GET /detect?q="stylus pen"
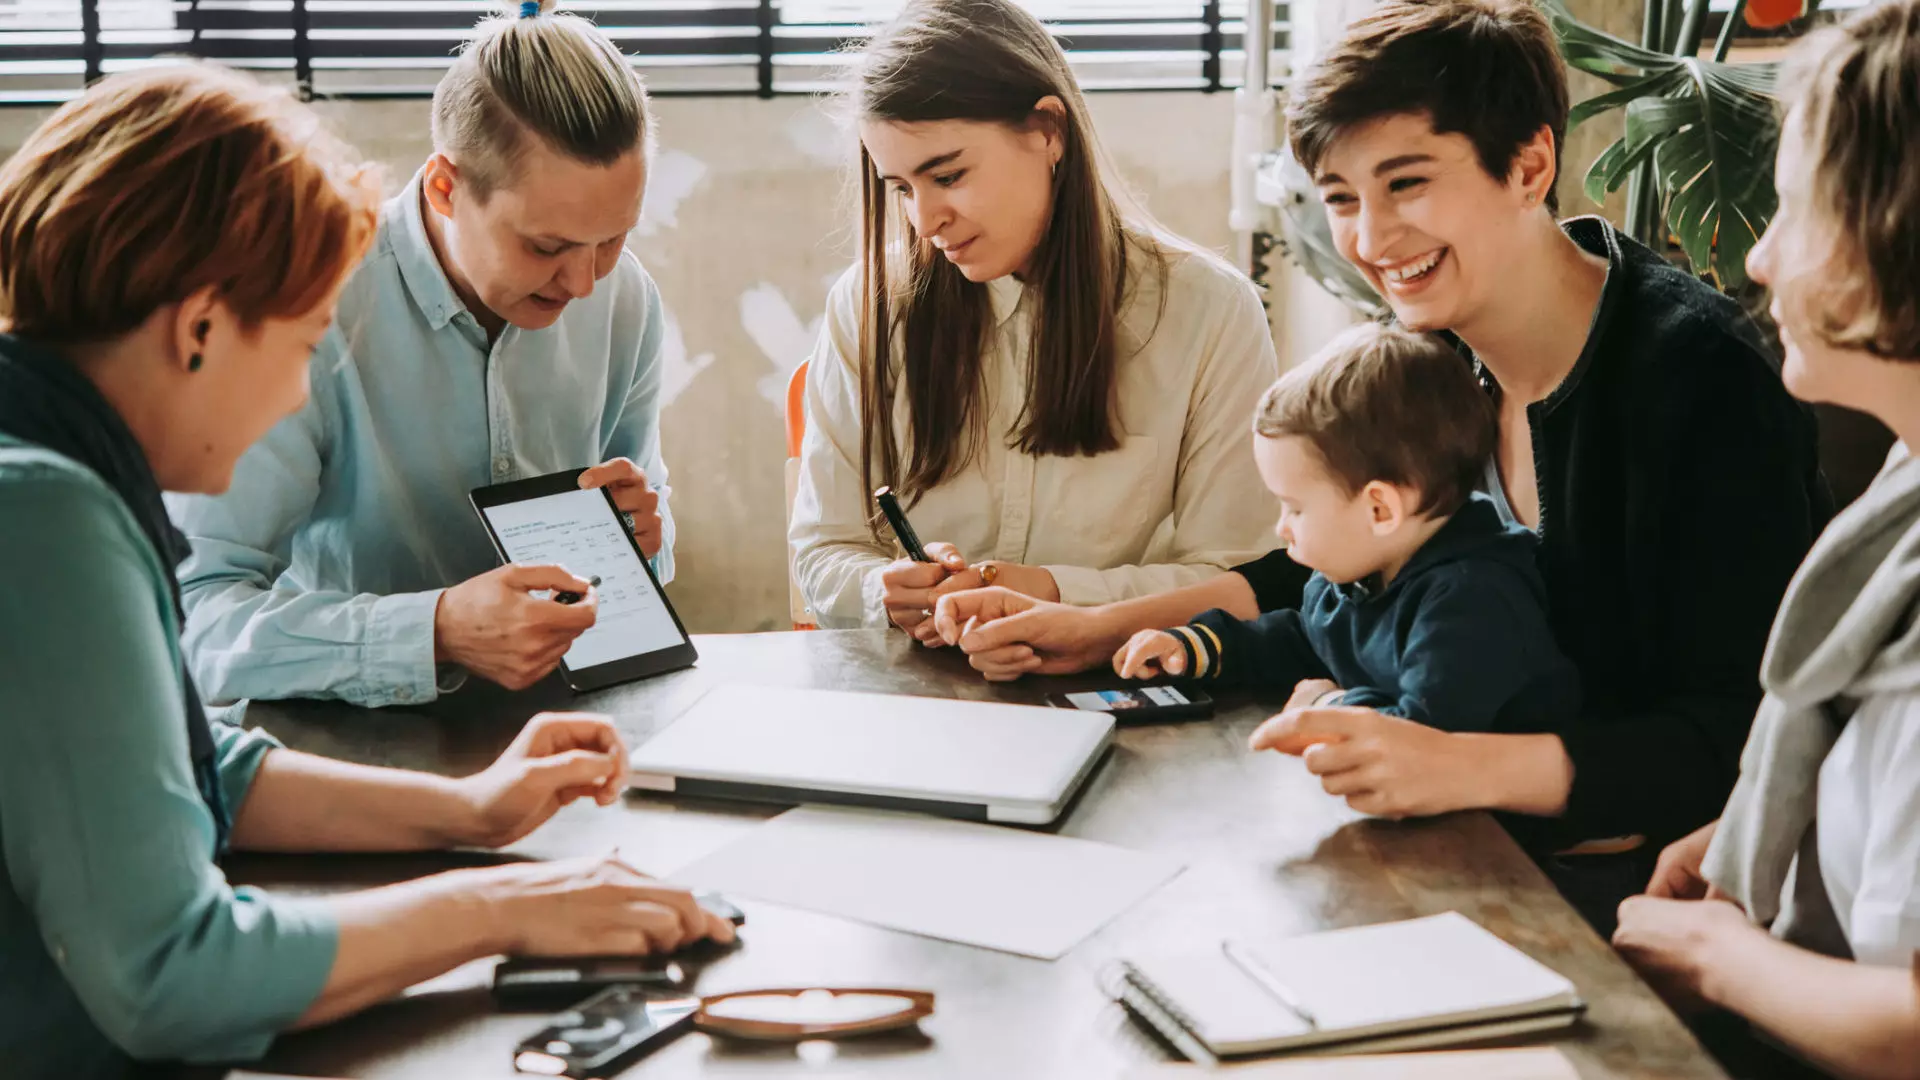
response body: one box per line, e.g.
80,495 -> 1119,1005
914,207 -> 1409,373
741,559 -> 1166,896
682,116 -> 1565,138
1221,940 -> 1319,1029
555,575 -> 602,605
873,486 -> 930,562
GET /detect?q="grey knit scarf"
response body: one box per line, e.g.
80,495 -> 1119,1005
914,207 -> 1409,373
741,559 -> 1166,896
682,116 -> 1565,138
1704,443 -> 1920,955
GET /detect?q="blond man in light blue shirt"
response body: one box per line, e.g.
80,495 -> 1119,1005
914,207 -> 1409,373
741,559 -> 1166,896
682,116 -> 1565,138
172,5 -> 679,707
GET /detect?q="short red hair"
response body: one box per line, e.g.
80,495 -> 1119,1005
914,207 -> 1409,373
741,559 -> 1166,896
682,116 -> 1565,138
0,62 -> 379,342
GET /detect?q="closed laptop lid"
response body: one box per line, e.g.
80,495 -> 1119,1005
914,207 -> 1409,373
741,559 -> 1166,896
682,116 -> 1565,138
628,686 -> 1114,808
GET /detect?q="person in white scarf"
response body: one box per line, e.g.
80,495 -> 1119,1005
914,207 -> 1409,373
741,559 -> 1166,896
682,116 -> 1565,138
1609,4 -> 1920,1078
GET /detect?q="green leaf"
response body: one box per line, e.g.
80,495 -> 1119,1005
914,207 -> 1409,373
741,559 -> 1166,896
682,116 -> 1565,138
1569,68 -> 1686,130
1621,60 -> 1779,286
1541,0 -> 1680,67
1583,139 -> 1630,206
1583,127 -> 1662,205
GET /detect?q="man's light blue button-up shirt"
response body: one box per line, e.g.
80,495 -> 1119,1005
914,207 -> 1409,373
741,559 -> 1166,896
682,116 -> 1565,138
169,173 -> 676,709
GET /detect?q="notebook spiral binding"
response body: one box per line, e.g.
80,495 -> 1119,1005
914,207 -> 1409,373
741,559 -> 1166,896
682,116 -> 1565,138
1101,960 -> 1220,1068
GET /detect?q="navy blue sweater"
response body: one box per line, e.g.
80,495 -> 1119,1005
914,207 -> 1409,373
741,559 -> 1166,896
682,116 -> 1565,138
1179,495 -> 1580,733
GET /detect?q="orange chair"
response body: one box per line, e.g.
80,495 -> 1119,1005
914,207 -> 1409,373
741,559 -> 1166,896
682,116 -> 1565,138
785,360 -> 816,630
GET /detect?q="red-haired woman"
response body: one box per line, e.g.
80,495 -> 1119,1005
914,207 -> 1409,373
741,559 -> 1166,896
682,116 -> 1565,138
0,64 -> 727,1078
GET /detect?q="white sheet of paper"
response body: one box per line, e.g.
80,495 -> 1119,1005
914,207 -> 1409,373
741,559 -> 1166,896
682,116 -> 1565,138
669,806 -> 1184,959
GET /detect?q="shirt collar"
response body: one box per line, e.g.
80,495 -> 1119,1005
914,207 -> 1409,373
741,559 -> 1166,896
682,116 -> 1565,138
987,273 -> 1025,327
391,169 -> 468,332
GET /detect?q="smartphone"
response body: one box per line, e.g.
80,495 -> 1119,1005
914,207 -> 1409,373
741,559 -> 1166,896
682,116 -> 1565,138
1048,685 -> 1215,723
695,890 -> 746,927
493,955 -> 685,1009
494,891 -> 747,1007
513,986 -> 700,1077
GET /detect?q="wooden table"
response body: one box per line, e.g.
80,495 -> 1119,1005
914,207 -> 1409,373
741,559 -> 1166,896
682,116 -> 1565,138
229,631 -> 1724,1079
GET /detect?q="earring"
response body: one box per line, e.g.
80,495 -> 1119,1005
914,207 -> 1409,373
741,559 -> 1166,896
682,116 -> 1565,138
188,354 -> 203,372
1526,193 -> 1538,205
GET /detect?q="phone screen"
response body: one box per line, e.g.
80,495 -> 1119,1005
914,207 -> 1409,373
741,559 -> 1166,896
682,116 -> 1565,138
1062,686 -> 1193,712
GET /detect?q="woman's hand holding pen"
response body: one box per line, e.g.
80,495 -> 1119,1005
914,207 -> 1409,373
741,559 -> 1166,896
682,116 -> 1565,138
882,543 -> 1058,646
881,543 -> 971,643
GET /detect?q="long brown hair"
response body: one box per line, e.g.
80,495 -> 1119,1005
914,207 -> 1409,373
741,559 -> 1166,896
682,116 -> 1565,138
853,0 -> 1156,514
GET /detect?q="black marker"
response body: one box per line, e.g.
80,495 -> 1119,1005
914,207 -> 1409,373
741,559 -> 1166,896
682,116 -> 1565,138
874,486 -> 929,562
555,575 -> 601,605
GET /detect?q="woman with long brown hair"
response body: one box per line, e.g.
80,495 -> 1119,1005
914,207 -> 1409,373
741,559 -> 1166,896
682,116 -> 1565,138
789,0 -> 1279,634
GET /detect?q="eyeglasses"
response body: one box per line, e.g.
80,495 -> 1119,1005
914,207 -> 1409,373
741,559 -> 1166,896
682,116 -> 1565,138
694,987 -> 936,1041
510,985 -> 936,1077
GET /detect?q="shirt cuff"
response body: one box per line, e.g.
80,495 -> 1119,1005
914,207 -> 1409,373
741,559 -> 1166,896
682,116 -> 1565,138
210,722 -> 288,813
652,485 -> 676,584
859,564 -> 894,629
180,892 -> 339,1064
351,589 -> 444,707
1540,726 -> 1619,849
1046,565 -> 1114,607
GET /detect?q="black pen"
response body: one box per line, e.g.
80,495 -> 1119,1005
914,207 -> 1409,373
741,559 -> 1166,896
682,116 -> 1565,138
874,486 -> 930,562
555,575 -> 601,605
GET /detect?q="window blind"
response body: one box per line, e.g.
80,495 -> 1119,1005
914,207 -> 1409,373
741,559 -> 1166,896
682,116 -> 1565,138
0,0 -> 1290,103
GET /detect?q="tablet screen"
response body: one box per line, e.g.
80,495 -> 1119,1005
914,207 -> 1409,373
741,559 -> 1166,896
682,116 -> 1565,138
480,489 -> 686,670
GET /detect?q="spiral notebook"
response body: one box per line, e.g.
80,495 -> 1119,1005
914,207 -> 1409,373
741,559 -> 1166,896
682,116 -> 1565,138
1112,912 -> 1584,1062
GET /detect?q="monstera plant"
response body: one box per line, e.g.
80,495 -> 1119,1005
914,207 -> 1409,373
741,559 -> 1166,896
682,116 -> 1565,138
1541,0 -> 1815,289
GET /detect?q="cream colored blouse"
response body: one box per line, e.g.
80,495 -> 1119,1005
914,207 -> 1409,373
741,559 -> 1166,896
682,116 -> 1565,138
789,242 -> 1282,629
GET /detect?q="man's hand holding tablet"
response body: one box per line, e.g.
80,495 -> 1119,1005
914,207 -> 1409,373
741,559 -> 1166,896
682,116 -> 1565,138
434,563 -> 600,691
578,456 -> 665,559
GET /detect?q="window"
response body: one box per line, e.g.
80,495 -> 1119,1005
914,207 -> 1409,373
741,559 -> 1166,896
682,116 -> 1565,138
0,0 -> 1289,103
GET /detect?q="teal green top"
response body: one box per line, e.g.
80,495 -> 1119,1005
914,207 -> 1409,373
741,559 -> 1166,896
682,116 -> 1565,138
0,436 -> 338,1077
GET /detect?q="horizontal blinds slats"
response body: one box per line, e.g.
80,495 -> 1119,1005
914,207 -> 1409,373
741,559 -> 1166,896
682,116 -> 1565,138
0,0 -> 1289,101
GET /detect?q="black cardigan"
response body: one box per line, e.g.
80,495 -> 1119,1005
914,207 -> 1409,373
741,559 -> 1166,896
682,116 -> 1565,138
1234,218 -> 1832,850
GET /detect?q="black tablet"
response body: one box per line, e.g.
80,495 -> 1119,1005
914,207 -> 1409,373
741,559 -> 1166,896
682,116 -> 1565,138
470,469 -> 697,692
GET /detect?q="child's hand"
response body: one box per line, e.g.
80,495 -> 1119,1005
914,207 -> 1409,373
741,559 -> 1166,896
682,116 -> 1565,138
1113,630 -> 1188,679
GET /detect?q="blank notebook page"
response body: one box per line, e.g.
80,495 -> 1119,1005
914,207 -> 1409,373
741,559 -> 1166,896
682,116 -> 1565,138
1131,912 -> 1577,1052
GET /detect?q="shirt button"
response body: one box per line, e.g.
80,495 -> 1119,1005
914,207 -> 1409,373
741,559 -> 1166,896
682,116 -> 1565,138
52,943 -> 66,964
493,456 -> 510,478
396,688 -> 414,703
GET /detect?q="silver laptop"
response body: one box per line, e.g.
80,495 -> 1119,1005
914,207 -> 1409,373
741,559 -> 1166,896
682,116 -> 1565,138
626,686 -> 1114,825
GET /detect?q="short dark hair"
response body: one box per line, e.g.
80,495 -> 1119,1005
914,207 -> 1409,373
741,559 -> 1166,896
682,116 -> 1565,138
1781,0 -> 1920,359
1255,323 -> 1496,518
1286,0 -> 1570,214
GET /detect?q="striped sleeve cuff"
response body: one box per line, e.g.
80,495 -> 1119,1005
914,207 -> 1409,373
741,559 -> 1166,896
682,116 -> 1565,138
1171,623 -> 1224,681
